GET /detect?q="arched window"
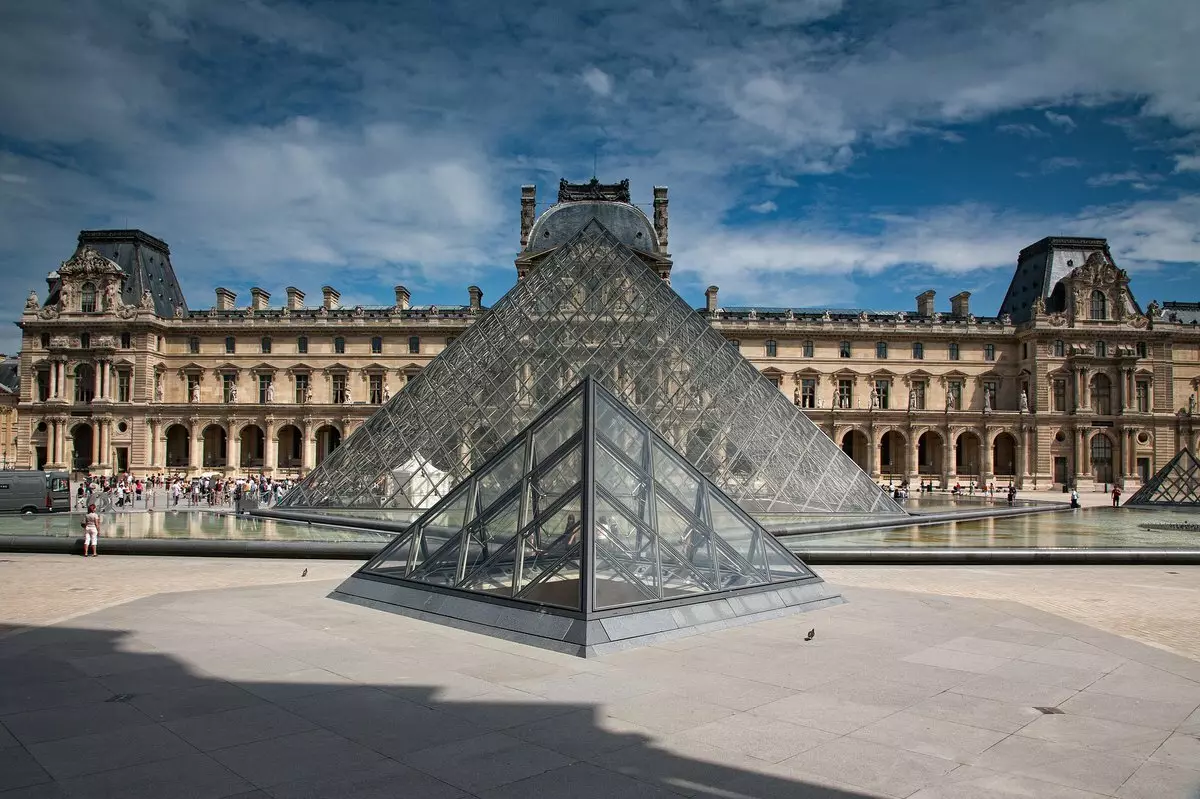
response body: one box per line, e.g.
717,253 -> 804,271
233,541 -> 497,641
802,340 -> 814,357
371,336 -> 383,354
334,336 -> 345,354
765,339 -> 778,357
80,282 -> 97,313
297,335 -> 308,354
875,342 -> 888,359
1090,290 -> 1107,320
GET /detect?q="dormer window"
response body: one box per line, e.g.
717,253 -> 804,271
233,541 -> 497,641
80,282 -> 97,313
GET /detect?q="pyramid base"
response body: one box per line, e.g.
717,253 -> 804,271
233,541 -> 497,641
331,575 -> 845,657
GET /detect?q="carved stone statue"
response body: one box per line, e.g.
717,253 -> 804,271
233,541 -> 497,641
103,282 -> 119,310
983,388 -> 992,412
908,390 -> 917,410
266,382 -> 275,403
304,387 -> 313,404
1000,312 -> 1012,326
821,310 -> 831,322
1190,394 -> 1196,416
896,311 -> 907,323
1147,299 -> 1161,319
1020,390 -> 1029,413
858,310 -> 868,323
25,291 -> 39,312
1032,295 -> 1047,315
154,380 -> 163,403
869,388 -> 880,410
228,383 -> 238,402
946,391 -> 956,411
382,383 -> 391,402
343,385 -> 352,404
967,313 -> 976,325
793,386 -> 801,406
140,290 -> 155,310
191,383 -> 200,403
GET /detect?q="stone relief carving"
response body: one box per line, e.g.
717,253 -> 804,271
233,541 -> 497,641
25,291 -> 39,312
1019,390 -> 1029,413
999,312 -> 1012,325
140,290 -> 155,310
1032,295 -> 1046,315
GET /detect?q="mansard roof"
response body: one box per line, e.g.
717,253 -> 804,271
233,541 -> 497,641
46,230 -> 189,318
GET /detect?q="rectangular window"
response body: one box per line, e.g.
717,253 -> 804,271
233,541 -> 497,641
802,340 -> 814,358
188,337 -> 200,354
369,374 -> 383,404
222,375 -> 235,403
948,380 -> 963,411
1095,341 -> 1107,357
1136,381 -> 1149,412
1053,339 -> 1065,357
117,371 -> 130,403
839,341 -> 851,358
765,340 -> 778,357
332,374 -> 347,404
1022,342 -> 1028,359
876,342 -> 888,359
1054,379 -> 1067,411
912,342 -> 924,360
1136,341 -> 1147,358
225,337 -> 236,354
294,373 -> 309,404
801,378 -> 816,409
297,336 -> 308,354
875,380 -> 890,409
187,375 -> 200,401
371,336 -> 383,354
258,374 -> 272,404
984,343 -> 996,361
120,332 -> 132,349
837,379 -> 853,408
334,337 -> 345,354
948,342 -> 960,361
731,339 -> 741,351
261,337 -> 272,354
37,369 -> 50,402
766,372 -> 782,388
911,380 -> 926,410
408,336 -> 420,354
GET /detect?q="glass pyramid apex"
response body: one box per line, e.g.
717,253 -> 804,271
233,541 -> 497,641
282,218 -> 901,517
334,378 -> 843,655
1125,449 -> 1200,507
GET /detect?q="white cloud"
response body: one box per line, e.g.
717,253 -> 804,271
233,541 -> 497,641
580,66 -> 613,98
1086,170 -> 1158,187
1041,156 -> 1083,172
997,123 -> 1047,138
1174,154 -> 1200,172
1045,110 -> 1076,129
749,200 -> 777,213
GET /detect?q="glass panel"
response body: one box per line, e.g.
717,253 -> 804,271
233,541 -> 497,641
594,394 -> 646,463
459,493 -> 522,585
652,441 -> 701,513
364,530 -> 418,576
595,443 -> 651,524
656,531 -> 715,598
407,527 -> 464,584
530,446 -> 581,516
593,496 -> 659,609
475,444 -> 525,514
517,541 -> 582,610
761,534 -> 813,581
532,392 -> 583,463
706,487 -> 769,580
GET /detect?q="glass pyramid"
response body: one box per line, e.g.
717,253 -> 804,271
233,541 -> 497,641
335,378 -> 841,655
1125,449 -> 1200,507
281,219 -> 900,517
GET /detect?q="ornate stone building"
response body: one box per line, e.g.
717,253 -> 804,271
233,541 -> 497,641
13,184 -> 1200,491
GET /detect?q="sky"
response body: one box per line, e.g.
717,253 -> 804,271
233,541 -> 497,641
1,0 -> 1199,354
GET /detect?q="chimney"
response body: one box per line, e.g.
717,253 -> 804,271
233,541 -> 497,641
950,291 -> 970,318
653,186 -> 669,248
520,185 -> 537,247
705,285 -> 719,314
285,286 -> 305,309
250,287 -> 270,311
468,285 -> 483,311
321,285 -> 340,310
394,285 -> 410,310
916,290 -> 936,318
215,287 -> 236,311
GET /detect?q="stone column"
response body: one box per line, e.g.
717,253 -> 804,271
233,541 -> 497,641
227,421 -> 241,471
147,419 -> 159,469
49,364 -> 58,399
190,422 -> 202,471
48,420 -> 58,466
1015,429 -> 1027,487
264,419 -> 277,472
982,430 -> 994,482
91,424 -> 101,468
302,423 -> 316,471
1116,429 -> 1127,482
868,426 -> 880,479
1079,429 -> 1091,479
906,434 -> 919,486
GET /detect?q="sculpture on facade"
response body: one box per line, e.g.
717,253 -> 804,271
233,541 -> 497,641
191,383 -> 200,403
25,291 -> 39,312
229,383 -> 238,402
382,383 -> 391,402
1032,295 -> 1047,315
1190,394 -> 1196,416
793,386 -> 801,406
154,380 -> 163,402
140,290 -> 155,310
103,282 -> 119,310
983,388 -> 992,412
908,390 -> 917,410
1019,389 -> 1029,413
946,390 -> 955,411
266,382 -> 275,403
869,388 -> 880,409
1147,299 -> 1161,319
1000,312 -> 1012,326
344,385 -> 353,404
305,387 -> 313,404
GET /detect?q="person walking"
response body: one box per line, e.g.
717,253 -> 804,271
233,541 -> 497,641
1070,487 -> 1080,509
82,503 -> 100,557
1111,486 -> 1122,507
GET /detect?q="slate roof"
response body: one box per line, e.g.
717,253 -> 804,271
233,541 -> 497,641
0,356 -> 18,394
47,230 -> 189,317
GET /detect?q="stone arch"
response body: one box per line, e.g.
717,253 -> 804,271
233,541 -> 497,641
954,430 -> 983,481
277,424 -> 303,469
992,431 -> 1018,478
70,421 -> 94,471
202,424 -> 228,468
315,424 -> 342,466
878,429 -> 906,481
1090,431 -> 1115,484
916,430 -> 945,480
840,428 -> 869,471
164,423 -> 190,468
239,423 -> 266,468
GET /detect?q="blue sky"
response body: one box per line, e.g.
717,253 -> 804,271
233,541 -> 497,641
2,0 -> 1199,354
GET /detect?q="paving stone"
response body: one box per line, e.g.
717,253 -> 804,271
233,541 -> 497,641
0,747 -> 52,792
56,752 -> 251,799
907,690 -> 1042,734
1151,732 -> 1200,771
751,691 -> 901,735
1058,691 -> 1199,730
1088,663 -> 1200,705
0,677 -> 113,717
951,674 -> 1078,708
588,733 -> 779,798
163,703 -> 317,752
902,646 -> 1012,674
1017,646 -> 1127,673
264,758 -> 466,799
909,766 -> 1112,798
401,732 -> 574,794
475,762 -> 676,799
970,735 -> 1144,795
0,720 -> 18,749
68,651 -> 170,678
987,659 -> 1109,690
601,691 -> 739,735
508,708 -> 658,760
851,710 -> 1009,761
129,682 -> 265,722
0,658 -> 86,688
676,711 -> 838,764
1,701 -> 150,745
782,736 -> 959,798
1018,713 -> 1171,754
27,722 -> 193,781
939,635 -> 1044,660
210,729 -> 389,788
1115,761 -> 1200,798
232,668 -> 353,704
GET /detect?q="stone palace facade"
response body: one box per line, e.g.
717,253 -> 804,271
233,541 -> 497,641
13,180 -> 1200,491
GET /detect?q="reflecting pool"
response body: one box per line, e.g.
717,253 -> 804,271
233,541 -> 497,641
0,511 -> 390,543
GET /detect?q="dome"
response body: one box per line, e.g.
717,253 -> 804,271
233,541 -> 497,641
525,201 -> 659,255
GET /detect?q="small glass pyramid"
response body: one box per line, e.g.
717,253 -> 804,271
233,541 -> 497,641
1125,449 -> 1200,507
335,377 -> 841,655
281,219 -> 900,518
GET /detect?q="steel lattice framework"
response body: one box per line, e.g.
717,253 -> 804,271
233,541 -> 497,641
281,219 -> 901,516
1125,448 -> 1200,507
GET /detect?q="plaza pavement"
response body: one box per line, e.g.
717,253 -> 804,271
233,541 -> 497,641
1,555 -> 1199,798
